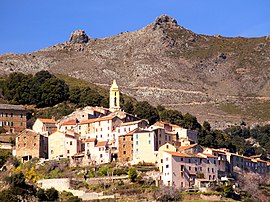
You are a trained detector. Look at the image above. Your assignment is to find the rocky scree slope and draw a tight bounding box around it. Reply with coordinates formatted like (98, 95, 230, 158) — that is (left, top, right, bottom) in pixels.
(1, 15, 270, 127)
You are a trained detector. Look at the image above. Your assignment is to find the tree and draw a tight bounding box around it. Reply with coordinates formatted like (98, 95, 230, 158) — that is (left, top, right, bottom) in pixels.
(39, 78, 69, 107)
(123, 100, 134, 114)
(181, 113, 201, 130)
(128, 167, 138, 182)
(203, 121, 211, 131)
(45, 187, 59, 201)
(133, 101, 159, 125)
(159, 109, 183, 126)
(153, 186, 182, 201)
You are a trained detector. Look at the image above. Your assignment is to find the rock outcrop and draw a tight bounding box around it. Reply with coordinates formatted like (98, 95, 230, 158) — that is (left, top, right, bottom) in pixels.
(69, 30, 89, 44)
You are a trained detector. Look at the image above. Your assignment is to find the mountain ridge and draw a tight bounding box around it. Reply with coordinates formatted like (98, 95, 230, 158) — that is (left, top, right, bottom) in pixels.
(1, 15, 270, 128)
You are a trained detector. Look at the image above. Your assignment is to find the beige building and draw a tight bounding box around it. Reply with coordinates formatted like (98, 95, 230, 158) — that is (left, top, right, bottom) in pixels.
(15, 129, 48, 161)
(32, 118, 57, 135)
(48, 131, 81, 159)
(79, 115, 122, 141)
(0, 104, 27, 133)
(161, 150, 218, 188)
(154, 121, 198, 143)
(59, 119, 78, 133)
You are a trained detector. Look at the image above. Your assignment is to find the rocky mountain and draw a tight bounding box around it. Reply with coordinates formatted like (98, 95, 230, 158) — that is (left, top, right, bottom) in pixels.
(1, 15, 270, 128)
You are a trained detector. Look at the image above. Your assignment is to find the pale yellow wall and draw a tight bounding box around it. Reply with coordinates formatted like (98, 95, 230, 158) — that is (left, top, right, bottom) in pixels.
(48, 131, 78, 159)
(133, 131, 155, 164)
(109, 80, 120, 112)
(32, 119, 44, 133)
(158, 143, 176, 171)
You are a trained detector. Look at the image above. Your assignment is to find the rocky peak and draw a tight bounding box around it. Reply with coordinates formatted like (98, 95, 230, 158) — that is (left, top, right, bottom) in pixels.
(69, 30, 89, 44)
(153, 14, 178, 30)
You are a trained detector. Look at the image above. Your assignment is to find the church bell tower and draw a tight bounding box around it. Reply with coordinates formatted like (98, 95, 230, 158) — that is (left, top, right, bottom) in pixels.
(109, 80, 120, 112)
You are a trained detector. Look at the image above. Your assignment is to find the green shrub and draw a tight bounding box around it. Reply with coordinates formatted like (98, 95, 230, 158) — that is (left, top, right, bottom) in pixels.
(128, 167, 138, 182)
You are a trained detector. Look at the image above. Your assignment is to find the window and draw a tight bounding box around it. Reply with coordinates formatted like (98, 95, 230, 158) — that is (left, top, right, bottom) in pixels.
(188, 159, 191, 163)
(181, 165, 184, 171)
(166, 165, 169, 168)
(67, 150, 70, 154)
(136, 141, 138, 145)
(10, 122, 13, 126)
(70, 141, 72, 145)
(131, 137, 133, 141)
(212, 168, 214, 173)
(166, 157, 168, 161)
(123, 151, 126, 154)
(189, 166, 191, 171)
(34, 143, 36, 146)
(161, 159, 163, 163)
(208, 168, 210, 172)
(10, 113, 13, 117)
(20, 114, 23, 118)
(101, 128, 103, 131)
(99, 122, 101, 126)
(166, 145, 169, 149)
(123, 137, 125, 141)
(99, 148, 101, 151)
(100, 154, 103, 158)
(51, 150, 53, 154)
(123, 144, 126, 148)
(124, 128, 126, 132)
(79, 126, 81, 130)
(148, 140, 151, 144)
(5, 113, 8, 117)
(136, 134, 138, 139)
(136, 148, 138, 152)
(169, 136, 171, 141)
(214, 160, 216, 164)
(181, 158, 183, 161)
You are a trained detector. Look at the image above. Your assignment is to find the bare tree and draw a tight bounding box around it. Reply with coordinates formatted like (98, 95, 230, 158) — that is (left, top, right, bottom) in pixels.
(237, 171, 268, 202)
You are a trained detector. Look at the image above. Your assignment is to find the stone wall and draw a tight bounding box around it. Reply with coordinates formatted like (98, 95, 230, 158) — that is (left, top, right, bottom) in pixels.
(37, 178, 70, 191)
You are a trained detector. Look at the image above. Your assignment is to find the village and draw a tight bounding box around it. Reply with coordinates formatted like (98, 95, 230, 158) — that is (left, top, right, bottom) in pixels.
(0, 79, 270, 195)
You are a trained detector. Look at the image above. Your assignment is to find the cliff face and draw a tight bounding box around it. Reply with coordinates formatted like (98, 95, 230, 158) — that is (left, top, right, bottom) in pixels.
(1, 15, 270, 127)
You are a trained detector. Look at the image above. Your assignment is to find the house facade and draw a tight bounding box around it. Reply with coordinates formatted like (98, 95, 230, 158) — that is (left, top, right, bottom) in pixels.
(15, 129, 48, 161)
(0, 104, 27, 133)
(48, 131, 81, 159)
(32, 118, 57, 135)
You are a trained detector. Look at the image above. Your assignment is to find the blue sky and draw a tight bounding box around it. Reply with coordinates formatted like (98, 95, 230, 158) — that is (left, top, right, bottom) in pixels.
(1, 0, 270, 54)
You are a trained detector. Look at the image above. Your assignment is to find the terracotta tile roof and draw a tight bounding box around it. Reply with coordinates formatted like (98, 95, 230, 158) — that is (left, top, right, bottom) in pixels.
(38, 118, 56, 124)
(120, 120, 145, 126)
(198, 153, 218, 158)
(154, 121, 181, 129)
(164, 151, 191, 157)
(0, 104, 25, 111)
(96, 141, 107, 147)
(73, 152, 85, 157)
(79, 115, 116, 125)
(119, 129, 138, 137)
(62, 119, 77, 125)
(178, 144, 197, 150)
(85, 138, 96, 143)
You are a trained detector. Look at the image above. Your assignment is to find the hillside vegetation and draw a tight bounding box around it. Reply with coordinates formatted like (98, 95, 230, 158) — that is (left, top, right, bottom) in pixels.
(1, 15, 270, 126)
(0, 71, 270, 160)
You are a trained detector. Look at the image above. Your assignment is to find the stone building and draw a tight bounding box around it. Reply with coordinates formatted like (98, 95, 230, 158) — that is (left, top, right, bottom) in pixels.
(15, 129, 48, 161)
(118, 129, 137, 162)
(0, 104, 27, 133)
